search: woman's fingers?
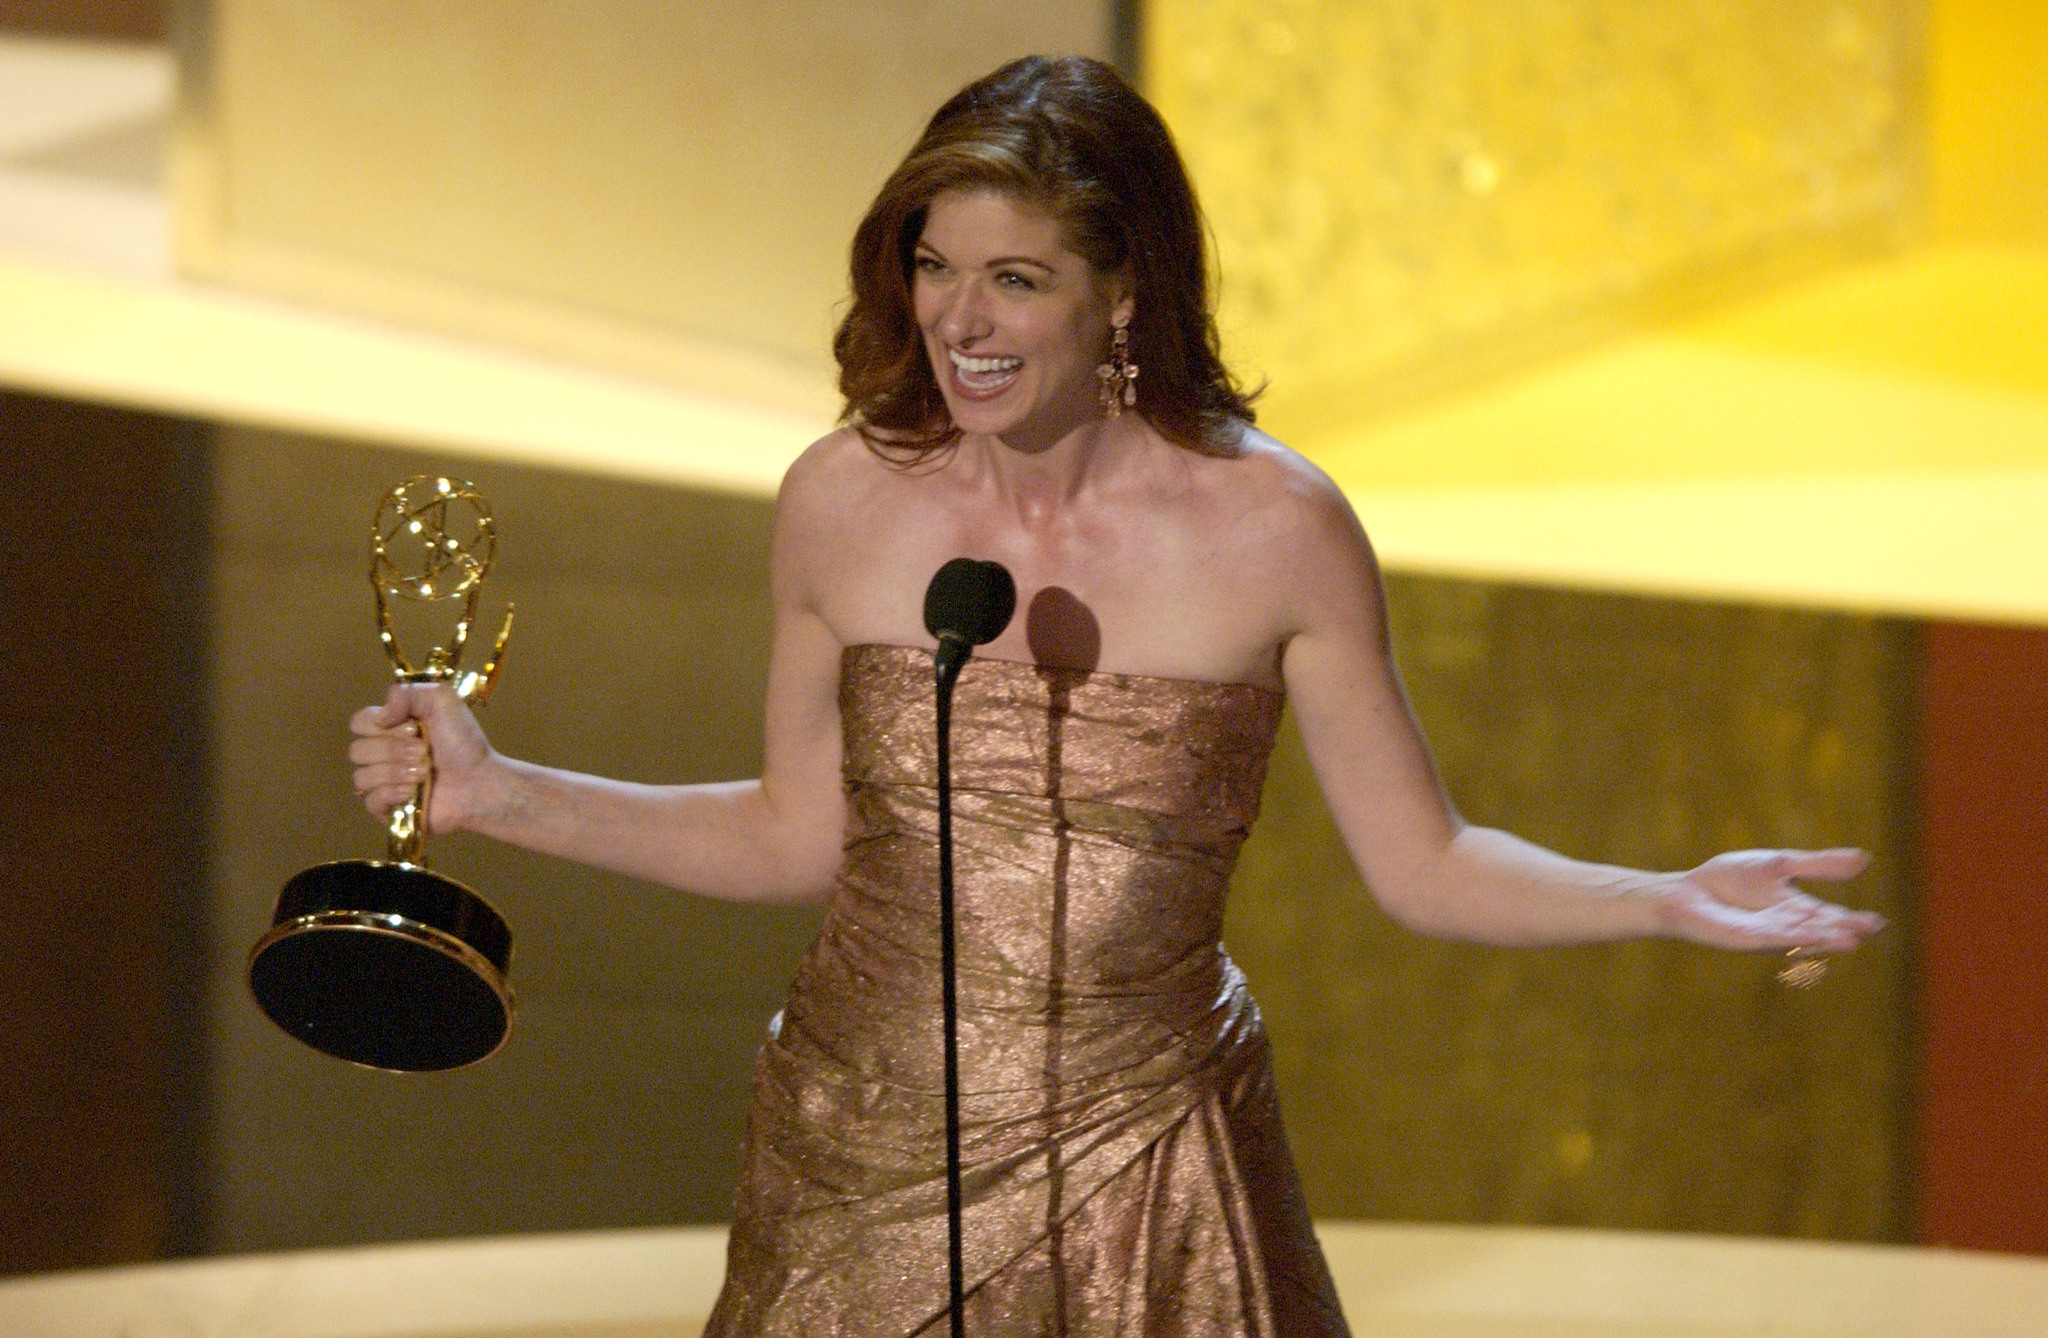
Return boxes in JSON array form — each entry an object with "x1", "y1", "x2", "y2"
[
  {"x1": 354, "y1": 756, "x2": 427, "y2": 817},
  {"x1": 349, "y1": 689, "x2": 434, "y2": 817},
  {"x1": 359, "y1": 780, "x2": 421, "y2": 817},
  {"x1": 1764, "y1": 901, "x2": 1881, "y2": 951},
  {"x1": 349, "y1": 728, "x2": 428, "y2": 771},
  {"x1": 377, "y1": 680, "x2": 420, "y2": 728},
  {"x1": 1756, "y1": 900, "x2": 1883, "y2": 951},
  {"x1": 1673, "y1": 891, "x2": 1861, "y2": 952},
  {"x1": 1694, "y1": 847, "x2": 1871, "y2": 907},
  {"x1": 351, "y1": 685, "x2": 411, "y2": 736},
  {"x1": 351, "y1": 751, "x2": 428, "y2": 789},
  {"x1": 352, "y1": 680, "x2": 447, "y2": 733},
  {"x1": 1672, "y1": 847, "x2": 1886, "y2": 953},
  {"x1": 345, "y1": 680, "x2": 484, "y2": 830},
  {"x1": 1774, "y1": 846, "x2": 1870, "y2": 883}
]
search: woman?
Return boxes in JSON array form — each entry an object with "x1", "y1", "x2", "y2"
[{"x1": 351, "y1": 56, "x2": 1882, "y2": 1338}]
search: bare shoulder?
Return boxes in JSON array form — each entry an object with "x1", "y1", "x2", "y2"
[
  {"x1": 772, "y1": 430, "x2": 880, "y2": 602},
  {"x1": 771, "y1": 428, "x2": 949, "y2": 636},
  {"x1": 1186, "y1": 427, "x2": 1372, "y2": 565},
  {"x1": 1180, "y1": 428, "x2": 1382, "y2": 654},
  {"x1": 775, "y1": 429, "x2": 919, "y2": 547},
  {"x1": 776, "y1": 428, "x2": 891, "y2": 517}
]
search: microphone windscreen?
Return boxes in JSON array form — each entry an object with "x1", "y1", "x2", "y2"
[{"x1": 924, "y1": 558, "x2": 1017, "y2": 648}]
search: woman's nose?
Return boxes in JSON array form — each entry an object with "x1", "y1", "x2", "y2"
[{"x1": 936, "y1": 281, "x2": 990, "y2": 344}]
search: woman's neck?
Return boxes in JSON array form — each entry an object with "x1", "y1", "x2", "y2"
[{"x1": 970, "y1": 414, "x2": 1145, "y2": 518}]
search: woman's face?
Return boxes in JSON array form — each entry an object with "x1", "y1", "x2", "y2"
[{"x1": 912, "y1": 189, "x2": 1131, "y2": 449}]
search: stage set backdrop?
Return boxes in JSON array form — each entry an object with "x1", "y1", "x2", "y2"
[{"x1": 1, "y1": 0, "x2": 2043, "y2": 1276}]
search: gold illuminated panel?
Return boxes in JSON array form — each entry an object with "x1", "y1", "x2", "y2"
[
  {"x1": 1229, "y1": 577, "x2": 1915, "y2": 1240},
  {"x1": 1147, "y1": 1, "x2": 1924, "y2": 437}
]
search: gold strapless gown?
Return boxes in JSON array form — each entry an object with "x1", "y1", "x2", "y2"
[{"x1": 703, "y1": 644, "x2": 1350, "y2": 1337}]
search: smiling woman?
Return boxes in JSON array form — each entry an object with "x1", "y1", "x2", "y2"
[
  {"x1": 834, "y1": 55, "x2": 1255, "y2": 456},
  {"x1": 909, "y1": 191, "x2": 1133, "y2": 449},
  {"x1": 343, "y1": 53, "x2": 1885, "y2": 1338}
]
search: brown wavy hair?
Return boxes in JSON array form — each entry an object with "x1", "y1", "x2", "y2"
[{"x1": 834, "y1": 55, "x2": 1256, "y2": 458}]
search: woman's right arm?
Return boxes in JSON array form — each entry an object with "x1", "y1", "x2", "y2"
[{"x1": 348, "y1": 450, "x2": 849, "y2": 906}]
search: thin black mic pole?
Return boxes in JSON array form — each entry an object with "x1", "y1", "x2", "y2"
[
  {"x1": 935, "y1": 639, "x2": 967, "y2": 1338},
  {"x1": 922, "y1": 557, "x2": 1015, "y2": 1338}
]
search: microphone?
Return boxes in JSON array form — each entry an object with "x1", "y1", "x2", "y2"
[
  {"x1": 923, "y1": 557, "x2": 1016, "y2": 681},
  {"x1": 920, "y1": 556, "x2": 1014, "y2": 1338}
]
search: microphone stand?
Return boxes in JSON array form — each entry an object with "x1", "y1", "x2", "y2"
[
  {"x1": 934, "y1": 634, "x2": 970, "y2": 1338},
  {"x1": 922, "y1": 555, "x2": 1013, "y2": 1338}
]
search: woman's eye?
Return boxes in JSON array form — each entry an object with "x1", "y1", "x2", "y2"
[
  {"x1": 997, "y1": 271, "x2": 1037, "y2": 291},
  {"x1": 914, "y1": 255, "x2": 945, "y2": 274}
]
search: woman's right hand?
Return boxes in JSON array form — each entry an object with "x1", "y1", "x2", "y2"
[{"x1": 348, "y1": 680, "x2": 493, "y2": 836}]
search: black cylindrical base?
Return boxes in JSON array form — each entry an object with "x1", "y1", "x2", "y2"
[{"x1": 249, "y1": 860, "x2": 514, "y2": 1072}]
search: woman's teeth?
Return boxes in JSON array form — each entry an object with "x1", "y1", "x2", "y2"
[{"x1": 949, "y1": 349, "x2": 1022, "y2": 389}]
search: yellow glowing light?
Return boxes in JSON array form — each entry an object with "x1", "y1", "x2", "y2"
[
  {"x1": 0, "y1": 250, "x2": 826, "y2": 499},
  {"x1": 1308, "y1": 247, "x2": 2048, "y2": 623},
  {"x1": 1147, "y1": 0, "x2": 1920, "y2": 436}
]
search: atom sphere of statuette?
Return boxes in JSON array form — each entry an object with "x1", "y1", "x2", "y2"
[{"x1": 372, "y1": 476, "x2": 497, "y2": 602}]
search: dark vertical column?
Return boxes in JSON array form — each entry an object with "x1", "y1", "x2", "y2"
[
  {"x1": 0, "y1": 390, "x2": 209, "y2": 1273},
  {"x1": 0, "y1": 1, "x2": 166, "y2": 40},
  {"x1": 158, "y1": 416, "x2": 215, "y2": 1259},
  {"x1": 1109, "y1": 0, "x2": 1144, "y2": 83},
  {"x1": 1917, "y1": 621, "x2": 2048, "y2": 1253}
]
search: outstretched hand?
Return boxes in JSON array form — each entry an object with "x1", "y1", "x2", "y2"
[
  {"x1": 1656, "y1": 848, "x2": 1884, "y2": 954},
  {"x1": 348, "y1": 680, "x2": 493, "y2": 836}
]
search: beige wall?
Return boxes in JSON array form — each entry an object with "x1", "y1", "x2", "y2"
[{"x1": 172, "y1": 2, "x2": 1118, "y2": 412}]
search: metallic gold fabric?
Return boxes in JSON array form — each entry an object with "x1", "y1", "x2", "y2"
[{"x1": 704, "y1": 645, "x2": 1349, "y2": 1336}]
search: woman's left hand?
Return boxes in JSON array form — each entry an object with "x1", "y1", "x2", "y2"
[{"x1": 1655, "y1": 848, "x2": 1885, "y2": 953}]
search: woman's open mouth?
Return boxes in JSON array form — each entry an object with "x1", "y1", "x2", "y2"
[{"x1": 947, "y1": 348, "x2": 1022, "y2": 396}]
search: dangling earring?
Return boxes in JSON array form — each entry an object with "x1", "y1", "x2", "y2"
[{"x1": 1097, "y1": 316, "x2": 1138, "y2": 418}]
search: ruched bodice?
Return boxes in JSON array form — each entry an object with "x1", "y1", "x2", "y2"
[
  {"x1": 704, "y1": 645, "x2": 1349, "y2": 1338},
  {"x1": 795, "y1": 643, "x2": 1283, "y2": 1092}
]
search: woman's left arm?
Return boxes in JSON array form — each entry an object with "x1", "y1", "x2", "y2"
[{"x1": 1273, "y1": 470, "x2": 1884, "y2": 952}]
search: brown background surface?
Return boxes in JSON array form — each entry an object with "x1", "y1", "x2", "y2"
[
  {"x1": 0, "y1": 390, "x2": 207, "y2": 1270},
  {"x1": 1233, "y1": 583, "x2": 1918, "y2": 1240},
  {"x1": 0, "y1": 0, "x2": 164, "y2": 41},
  {"x1": 0, "y1": 395, "x2": 1960, "y2": 1269},
  {"x1": 1917, "y1": 623, "x2": 2048, "y2": 1255}
]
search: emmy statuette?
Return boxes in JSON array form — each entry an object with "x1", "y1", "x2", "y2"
[{"x1": 249, "y1": 476, "x2": 518, "y2": 1071}]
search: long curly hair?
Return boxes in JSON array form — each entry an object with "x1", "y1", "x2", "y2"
[{"x1": 833, "y1": 56, "x2": 1256, "y2": 459}]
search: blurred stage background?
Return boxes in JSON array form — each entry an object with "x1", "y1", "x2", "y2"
[{"x1": 1, "y1": 0, "x2": 2042, "y2": 1290}]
